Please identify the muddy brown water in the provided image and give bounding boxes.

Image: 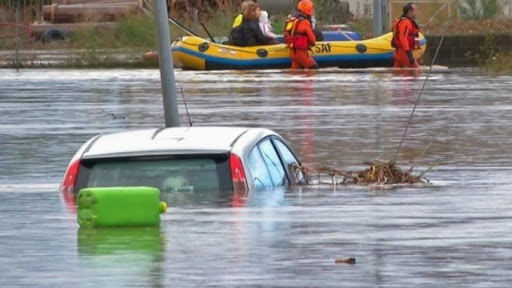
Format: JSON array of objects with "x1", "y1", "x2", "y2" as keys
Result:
[{"x1": 1, "y1": 68, "x2": 512, "y2": 287}]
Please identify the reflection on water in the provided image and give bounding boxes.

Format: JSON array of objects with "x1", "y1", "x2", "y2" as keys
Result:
[
  {"x1": 1, "y1": 68, "x2": 512, "y2": 287},
  {"x1": 78, "y1": 227, "x2": 164, "y2": 255},
  {"x1": 77, "y1": 227, "x2": 165, "y2": 288}
]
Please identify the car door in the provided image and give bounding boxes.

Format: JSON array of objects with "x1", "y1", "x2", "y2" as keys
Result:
[
  {"x1": 247, "y1": 138, "x2": 288, "y2": 191},
  {"x1": 258, "y1": 139, "x2": 288, "y2": 187},
  {"x1": 271, "y1": 138, "x2": 304, "y2": 184},
  {"x1": 247, "y1": 144, "x2": 274, "y2": 191}
]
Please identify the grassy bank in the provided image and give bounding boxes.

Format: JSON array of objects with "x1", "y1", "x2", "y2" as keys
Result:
[
  {"x1": 71, "y1": 14, "x2": 157, "y2": 50},
  {"x1": 59, "y1": 11, "x2": 242, "y2": 49},
  {"x1": 347, "y1": 18, "x2": 373, "y2": 38},
  {"x1": 3, "y1": 2, "x2": 512, "y2": 70},
  {"x1": 481, "y1": 52, "x2": 512, "y2": 74},
  {"x1": 463, "y1": 34, "x2": 512, "y2": 74}
]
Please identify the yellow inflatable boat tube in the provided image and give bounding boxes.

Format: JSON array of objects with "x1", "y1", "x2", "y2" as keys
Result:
[{"x1": 170, "y1": 32, "x2": 427, "y2": 70}]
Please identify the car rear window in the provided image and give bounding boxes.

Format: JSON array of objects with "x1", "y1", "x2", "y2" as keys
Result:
[{"x1": 75, "y1": 155, "x2": 232, "y2": 205}]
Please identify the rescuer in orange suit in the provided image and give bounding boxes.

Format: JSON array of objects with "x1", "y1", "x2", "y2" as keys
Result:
[
  {"x1": 392, "y1": 3, "x2": 420, "y2": 68},
  {"x1": 284, "y1": 0, "x2": 319, "y2": 69}
]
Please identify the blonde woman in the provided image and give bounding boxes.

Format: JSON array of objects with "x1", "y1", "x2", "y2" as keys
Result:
[
  {"x1": 230, "y1": 2, "x2": 272, "y2": 46},
  {"x1": 230, "y1": 0, "x2": 255, "y2": 46}
]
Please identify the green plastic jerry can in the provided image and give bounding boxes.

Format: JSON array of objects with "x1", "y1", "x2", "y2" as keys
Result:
[{"x1": 77, "y1": 187, "x2": 167, "y2": 228}]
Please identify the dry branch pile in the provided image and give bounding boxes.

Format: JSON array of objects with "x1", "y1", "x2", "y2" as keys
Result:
[{"x1": 290, "y1": 161, "x2": 429, "y2": 186}]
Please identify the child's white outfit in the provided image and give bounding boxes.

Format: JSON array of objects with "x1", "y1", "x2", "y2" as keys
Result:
[{"x1": 258, "y1": 11, "x2": 278, "y2": 39}]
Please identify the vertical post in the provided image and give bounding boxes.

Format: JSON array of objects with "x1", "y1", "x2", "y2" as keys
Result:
[
  {"x1": 375, "y1": 93, "x2": 383, "y2": 158},
  {"x1": 447, "y1": 0, "x2": 451, "y2": 24},
  {"x1": 509, "y1": 0, "x2": 511, "y2": 18},
  {"x1": 15, "y1": 2, "x2": 20, "y2": 71},
  {"x1": 153, "y1": 0, "x2": 180, "y2": 127},
  {"x1": 381, "y1": 0, "x2": 389, "y2": 32},
  {"x1": 192, "y1": 8, "x2": 199, "y2": 34},
  {"x1": 373, "y1": 0, "x2": 382, "y2": 37}
]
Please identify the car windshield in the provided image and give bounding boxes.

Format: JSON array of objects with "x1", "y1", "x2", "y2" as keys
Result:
[{"x1": 76, "y1": 155, "x2": 232, "y2": 206}]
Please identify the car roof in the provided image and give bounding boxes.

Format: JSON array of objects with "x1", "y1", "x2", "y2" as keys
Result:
[{"x1": 81, "y1": 126, "x2": 272, "y2": 159}]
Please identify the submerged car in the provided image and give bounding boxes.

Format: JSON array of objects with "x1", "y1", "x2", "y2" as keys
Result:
[{"x1": 60, "y1": 126, "x2": 302, "y2": 209}]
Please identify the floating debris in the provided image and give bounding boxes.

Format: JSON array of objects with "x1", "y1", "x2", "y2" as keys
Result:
[
  {"x1": 335, "y1": 257, "x2": 356, "y2": 264},
  {"x1": 290, "y1": 160, "x2": 429, "y2": 186},
  {"x1": 351, "y1": 161, "x2": 427, "y2": 185}
]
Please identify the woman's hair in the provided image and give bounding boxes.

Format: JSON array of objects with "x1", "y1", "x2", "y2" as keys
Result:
[
  {"x1": 240, "y1": 0, "x2": 253, "y2": 12},
  {"x1": 243, "y1": 2, "x2": 260, "y2": 20},
  {"x1": 402, "y1": 3, "x2": 415, "y2": 16}
]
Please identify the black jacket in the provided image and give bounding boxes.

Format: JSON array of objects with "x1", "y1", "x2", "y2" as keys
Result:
[
  {"x1": 230, "y1": 17, "x2": 270, "y2": 46},
  {"x1": 229, "y1": 14, "x2": 245, "y2": 46},
  {"x1": 243, "y1": 18, "x2": 270, "y2": 46}
]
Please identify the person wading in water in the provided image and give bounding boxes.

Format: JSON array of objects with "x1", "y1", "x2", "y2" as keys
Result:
[
  {"x1": 391, "y1": 3, "x2": 420, "y2": 68},
  {"x1": 283, "y1": 0, "x2": 318, "y2": 69}
]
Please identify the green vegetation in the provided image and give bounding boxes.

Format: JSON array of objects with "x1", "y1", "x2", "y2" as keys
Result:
[
  {"x1": 482, "y1": 52, "x2": 512, "y2": 74},
  {"x1": 458, "y1": 0, "x2": 502, "y2": 20},
  {"x1": 480, "y1": 36, "x2": 512, "y2": 74},
  {"x1": 423, "y1": 19, "x2": 512, "y2": 35},
  {"x1": 69, "y1": 11, "x2": 238, "y2": 50},
  {"x1": 348, "y1": 18, "x2": 373, "y2": 38},
  {"x1": 3, "y1": 0, "x2": 512, "y2": 70},
  {"x1": 71, "y1": 14, "x2": 156, "y2": 49},
  {"x1": 195, "y1": 9, "x2": 237, "y2": 37},
  {"x1": 271, "y1": 18, "x2": 285, "y2": 35},
  {"x1": 313, "y1": 0, "x2": 351, "y2": 24},
  {"x1": 118, "y1": 14, "x2": 157, "y2": 46},
  {"x1": 466, "y1": 35, "x2": 512, "y2": 74}
]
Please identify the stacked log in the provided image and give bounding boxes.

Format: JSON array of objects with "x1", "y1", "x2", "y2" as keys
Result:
[
  {"x1": 51, "y1": 0, "x2": 135, "y2": 4},
  {"x1": 42, "y1": 0, "x2": 142, "y2": 23},
  {"x1": 30, "y1": 0, "x2": 144, "y2": 38}
]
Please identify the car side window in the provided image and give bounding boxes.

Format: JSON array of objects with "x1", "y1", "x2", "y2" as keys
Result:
[
  {"x1": 273, "y1": 139, "x2": 299, "y2": 168},
  {"x1": 247, "y1": 147, "x2": 273, "y2": 191},
  {"x1": 258, "y1": 139, "x2": 288, "y2": 187},
  {"x1": 273, "y1": 139, "x2": 303, "y2": 183}
]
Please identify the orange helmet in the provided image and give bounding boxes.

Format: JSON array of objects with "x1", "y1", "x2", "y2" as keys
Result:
[{"x1": 297, "y1": 0, "x2": 314, "y2": 16}]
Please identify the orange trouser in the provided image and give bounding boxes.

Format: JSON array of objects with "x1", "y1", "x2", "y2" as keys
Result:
[
  {"x1": 290, "y1": 49, "x2": 318, "y2": 69},
  {"x1": 393, "y1": 49, "x2": 419, "y2": 68}
]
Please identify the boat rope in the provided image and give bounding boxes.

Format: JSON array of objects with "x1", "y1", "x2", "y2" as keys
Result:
[
  {"x1": 393, "y1": 25, "x2": 448, "y2": 162},
  {"x1": 167, "y1": 16, "x2": 199, "y2": 37},
  {"x1": 200, "y1": 22, "x2": 217, "y2": 43},
  {"x1": 337, "y1": 29, "x2": 354, "y2": 41},
  {"x1": 180, "y1": 88, "x2": 193, "y2": 126}
]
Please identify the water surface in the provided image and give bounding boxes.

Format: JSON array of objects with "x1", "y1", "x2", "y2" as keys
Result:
[{"x1": 1, "y1": 68, "x2": 512, "y2": 287}]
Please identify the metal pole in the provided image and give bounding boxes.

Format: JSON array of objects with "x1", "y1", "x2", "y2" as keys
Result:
[
  {"x1": 192, "y1": 8, "x2": 198, "y2": 34},
  {"x1": 373, "y1": 0, "x2": 382, "y2": 37},
  {"x1": 381, "y1": 0, "x2": 389, "y2": 32},
  {"x1": 15, "y1": 2, "x2": 20, "y2": 71},
  {"x1": 447, "y1": 0, "x2": 451, "y2": 24},
  {"x1": 153, "y1": 0, "x2": 180, "y2": 127}
]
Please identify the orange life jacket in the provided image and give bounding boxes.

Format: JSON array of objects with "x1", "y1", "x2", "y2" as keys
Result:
[
  {"x1": 391, "y1": 17, "x2": 419, "y2": 50},
  {"x1": 283, "y1": 16, "x2": 310, "y2": 49}
]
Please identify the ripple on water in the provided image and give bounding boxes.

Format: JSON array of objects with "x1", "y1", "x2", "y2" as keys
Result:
[{"x1": 1, "y1": 68, "x2": 512, "y2": 287}]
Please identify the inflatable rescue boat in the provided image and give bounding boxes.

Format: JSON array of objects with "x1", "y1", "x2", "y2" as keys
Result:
[{"x1": 170, "y1": 32, "x2": 427, "y2": 70}]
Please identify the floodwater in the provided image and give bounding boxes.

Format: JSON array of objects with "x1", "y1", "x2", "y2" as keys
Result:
[{"x1": 1, "y1": 68, "x2": 512, "y2": 287}]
